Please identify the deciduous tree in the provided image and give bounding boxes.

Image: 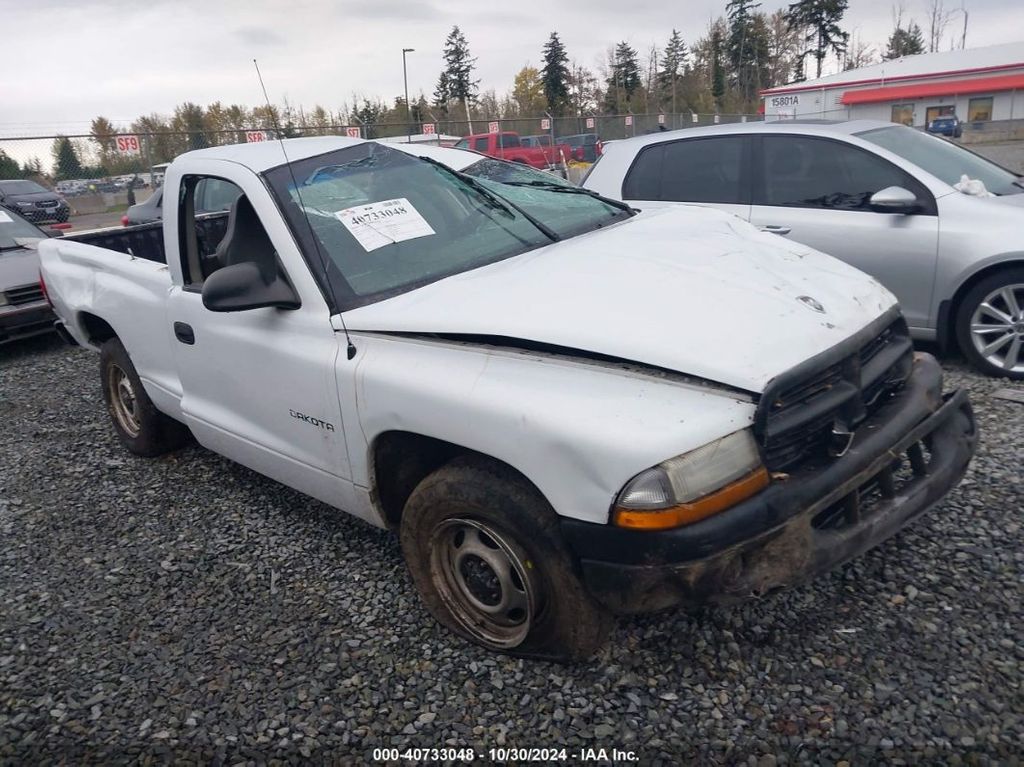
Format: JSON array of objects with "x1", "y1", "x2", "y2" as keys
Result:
[{"x1": 512, "y1": 66, "x2": 546, "y2": 116}]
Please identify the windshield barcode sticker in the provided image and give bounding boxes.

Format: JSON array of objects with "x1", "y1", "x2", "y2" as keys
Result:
[{"x1": 334, "y1": 198, "x2": 435, "y2": 252}]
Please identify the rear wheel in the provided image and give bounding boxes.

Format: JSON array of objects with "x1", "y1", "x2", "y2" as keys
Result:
[
  {"x1": 100, "y1": 338, "x2": 190, "y2": 456},
  {"x1": 399, "y1": 456, "x2": 612, "y2": 661},
  {"x1": 955, "y1": 267, "x2": 1024, "y2": 379}
]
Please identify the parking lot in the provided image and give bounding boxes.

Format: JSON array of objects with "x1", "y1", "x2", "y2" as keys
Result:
[{"x1": 0, "y1": 333, "x2": 1020, "y2": 762}]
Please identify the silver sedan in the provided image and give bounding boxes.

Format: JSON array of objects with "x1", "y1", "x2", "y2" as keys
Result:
[{"x1": 584, "y1": 119, "x2": 1024, "y2": 378}]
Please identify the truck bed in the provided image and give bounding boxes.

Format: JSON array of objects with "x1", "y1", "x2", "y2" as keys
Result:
[{"x1": 67, "y1": 213, "x2": 230, "y2": 265}]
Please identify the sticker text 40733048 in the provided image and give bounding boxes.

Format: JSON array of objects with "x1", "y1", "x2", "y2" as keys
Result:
[{"x1": 334, "y1": 198, "x2": 436, "y2": 252}]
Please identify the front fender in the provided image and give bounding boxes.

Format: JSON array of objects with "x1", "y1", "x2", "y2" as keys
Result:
[{"x1": 345, "y1": 334, "x2": 756, "y2": 525}]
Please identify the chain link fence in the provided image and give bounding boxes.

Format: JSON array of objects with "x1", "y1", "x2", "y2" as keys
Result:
[{"x1": 0, "y1": 112, "x2": 760, "y2": 226}]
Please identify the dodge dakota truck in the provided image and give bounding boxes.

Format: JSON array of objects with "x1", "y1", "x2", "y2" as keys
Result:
[{"x1": 39, "y1": 137, "x2": 977, "y2": 660}]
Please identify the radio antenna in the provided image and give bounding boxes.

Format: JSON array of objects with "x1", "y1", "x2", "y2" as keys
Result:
[{"x1": 253, "y1": 59, "x2": 357, "y2": 360}]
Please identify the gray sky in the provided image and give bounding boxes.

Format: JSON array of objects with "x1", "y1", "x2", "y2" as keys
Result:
[{"x1": 3, "y1": 0, "x2": 1022, "y2": 134}]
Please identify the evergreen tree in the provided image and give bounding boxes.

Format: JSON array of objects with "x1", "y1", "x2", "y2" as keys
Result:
[
  {"x1": 711, "y1": 28, "x2": 726, "y2": 106},
  {"x1": 884, "y1": 22, "x2": 926, "y2": 60},
  {"x1": 441, "y1": 26, "x2": 479, "y2": 115},
  {"x1": 785, "y1": 0, "x2": 849, "y2": 78},
  {"x1": 353, "y1": 100, "x2": 383, "y2": 139},
  {"x1": 541, "y1": 32, "x2": 571, "y2": 114},
  {"x1": 604, "y1": 42, "x2": 641, "y2": 112},
  {"x1": 658, "y1": 30, "x2": 688, "y2": 109},
  {"x1": 727, "y1": 1, "x2": 771, "y2": 103},
  {"x1": 433, "y1": 71, "x2": 450, "y2": 112},
  {"x1": 51, "y1": 136, "x2": 84, "y2": 180},
  {"x1": 0, "y1": 150, "x2": 22, "y2": 180}
]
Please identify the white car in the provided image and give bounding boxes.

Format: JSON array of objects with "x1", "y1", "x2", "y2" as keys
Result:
[
  {"x1": 583, "y1": 120, "x2": 1024, "y2": 378},
  {"x1": 39, "y1": 138, "x2": 976, "y2": 659}
]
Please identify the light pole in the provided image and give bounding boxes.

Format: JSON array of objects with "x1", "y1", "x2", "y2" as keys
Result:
[{"x1": 402, "y1": 48, "x2": 415, "y2": 139}]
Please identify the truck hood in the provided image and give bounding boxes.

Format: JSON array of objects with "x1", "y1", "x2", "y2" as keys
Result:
[
  {"x1": 0, "y1": 245, "x2": 42, "y2": 289},
  {"x1": 343, "y1": 206, "x2": 897, "y2": 393}
]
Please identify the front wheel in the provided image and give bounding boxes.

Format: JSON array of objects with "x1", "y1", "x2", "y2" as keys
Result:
[
  {"x1": 399, "y1": 456, "x2": 612, "y2": 661},
  {"x1": 100, "y1": 338, "x2": 191, "y2": 456},
  {"x1": 955, "y1": 268, "x2": 1024, "y2": 379}
]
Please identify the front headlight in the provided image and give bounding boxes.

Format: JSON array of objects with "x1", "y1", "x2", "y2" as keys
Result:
[
  {"x1": 613, "y1": 430, "x2": 769, "y2": 530},
  {"x1": 16, "y1": 201, "x2": 34, "y2": 207},
  {"x1": 0, "y1": 293, "x2": 8, "y2": 307}
]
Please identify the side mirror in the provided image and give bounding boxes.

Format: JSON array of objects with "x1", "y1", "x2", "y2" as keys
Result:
[
  {"x1": 869, "y1": 185, "x2": 921, "y2": 214},
  {"x1": 201, "y1": 261, "x2": 301, "y2": 312}
]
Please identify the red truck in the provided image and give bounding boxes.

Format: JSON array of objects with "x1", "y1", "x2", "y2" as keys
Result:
[{"x1": 453, "y1": 131, "x2": 568, "y2": 169}]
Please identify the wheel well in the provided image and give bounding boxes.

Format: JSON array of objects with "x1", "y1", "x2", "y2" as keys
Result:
[
  {"x1": 78, "y1": 312, "x2": 117, "y2": 346},
  {"x1": 370, "y1": 432, "x2": 551, "y2": 530},
  {"x1": 372, "y1": 433, "x2": 467, "y2": 529},
  {"x1": 944, "y1": 260, "x2": 1024, "y2": 352}
]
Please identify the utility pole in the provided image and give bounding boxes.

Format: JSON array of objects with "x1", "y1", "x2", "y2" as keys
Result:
[{"x1": 402, "y1": 48, "x2": 415, "y2": 140}]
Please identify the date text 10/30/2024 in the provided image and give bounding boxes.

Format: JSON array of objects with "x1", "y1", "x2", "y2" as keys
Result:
[{"x1": 372, "y1": 747, "x2": 640, "y2": 762}]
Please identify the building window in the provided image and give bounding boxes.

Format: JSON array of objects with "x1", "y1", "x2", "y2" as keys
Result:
[
  {"x1": 891, "y1": 104, "x2": 914, "y2": 125},
  {"x1": 967, "y1": 96, "x2": 993, "y2": 122}
]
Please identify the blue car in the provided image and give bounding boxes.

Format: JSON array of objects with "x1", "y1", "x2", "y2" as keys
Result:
[{"x1": 927, "y1": 115, "x2": 963, "y2": 138}]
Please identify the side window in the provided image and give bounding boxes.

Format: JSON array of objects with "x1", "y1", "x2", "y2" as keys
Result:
[
  {"x1": 622, "y1": 137, "x2": 746, "y2": 204},
  {"x1": 472, "y1": 137, "x2": 490, "y2": 152},
  {"x1": 177, "y1": 175, "x2": 245, "y2": 288},
  {"x1": 454, "y1": 138, "x2": 470, "y2": 150},
  {"x1": 622, "y1": 145, "x2": 664, "y2": 200},
  {"x1": 758, "y1": 136, "x2": 926, "y2": 212},
  {"x1": 196, "y1": 177, "x2": 243, "y2": 213}
]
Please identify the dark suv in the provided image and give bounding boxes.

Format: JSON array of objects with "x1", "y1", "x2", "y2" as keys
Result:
[
  {"x1": 0, "y1": 206, "x2": 57, "y2": 343},
  {"x1": 0, "y1": 180, "x2": 70, "y2": 224}
]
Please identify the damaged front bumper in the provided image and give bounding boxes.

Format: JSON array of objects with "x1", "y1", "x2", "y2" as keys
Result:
[{"x1": 561, "y1": 353, "x2": 977, "y2": 615}]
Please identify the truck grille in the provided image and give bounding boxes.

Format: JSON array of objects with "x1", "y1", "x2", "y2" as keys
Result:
[
  {"x1": 4, "y1": 284, "x2": 45, "y2": 306},
  {"x1": 755, "y1": 316, "x2": 914, "y2": 472}
]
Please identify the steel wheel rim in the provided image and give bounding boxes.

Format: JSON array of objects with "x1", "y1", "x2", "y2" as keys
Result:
[
  {"x1": 970, "y1": 283, "x2": 1024, "y2": 373},
  {"x1": 107, "y1": 364, "x2": 141, "y2": 438},
  {"x1": 428, "y1": 518, "x2": 536, "y2": 649}
]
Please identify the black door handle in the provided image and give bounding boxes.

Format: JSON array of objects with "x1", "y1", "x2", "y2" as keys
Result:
[{"x1": 174, "y1": 322, "x2": 195, "y2": 345}]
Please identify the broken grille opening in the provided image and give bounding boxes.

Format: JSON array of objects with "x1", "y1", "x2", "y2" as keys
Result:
[
  {"x1": 4, "y1": 284, "x2": 45, "y2": 306},
  {"x1": 812, "y1": 437, "x2": 934, "y2": 531},
  {"x1": 760, "y1": 318, "x2": 914, "y2": 472}
]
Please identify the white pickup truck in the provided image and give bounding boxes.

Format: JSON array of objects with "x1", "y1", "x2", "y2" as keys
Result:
[{"x1": 39, "y1": 137, "x2": 977, "y2": 660}]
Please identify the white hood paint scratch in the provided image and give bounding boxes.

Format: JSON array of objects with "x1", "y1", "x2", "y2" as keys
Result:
[{"x1": 343, "y1": 206, "x2": 898, "y2": 393}]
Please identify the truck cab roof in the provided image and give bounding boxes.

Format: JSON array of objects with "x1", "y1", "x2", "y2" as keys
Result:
[{"x1": 179, "y1": 136, "x2": 368, "y2": 173}]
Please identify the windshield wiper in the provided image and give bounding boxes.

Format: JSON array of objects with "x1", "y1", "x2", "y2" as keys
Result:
[
  {"x1": 500, "y1": 180, "x2": 635, "y2": 214},
  {"x1": 418, "y1": 155, "x2": 560, "y2": 242}
]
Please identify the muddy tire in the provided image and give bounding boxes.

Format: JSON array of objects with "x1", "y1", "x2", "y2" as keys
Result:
[
  {"x1": 100, "y1": 338, "x2": 190, "y2": 457},
  {"x1": 955, "y1": 267, "x2": 1024, "y2": 379},
  {"x1": 400, "y1": 455, "x2": 612, "y2": 662}
]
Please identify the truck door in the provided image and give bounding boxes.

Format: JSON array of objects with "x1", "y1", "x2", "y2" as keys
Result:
[{"x1": 166, "y1": 173, "x2": 357, "y2": 512}]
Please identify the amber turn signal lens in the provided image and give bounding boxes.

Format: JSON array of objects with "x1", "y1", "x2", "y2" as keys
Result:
[{"x1": 613, "y1": 467, "x2": 770, "y2": 531}]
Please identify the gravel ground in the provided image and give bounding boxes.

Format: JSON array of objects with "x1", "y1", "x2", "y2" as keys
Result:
[{"x1": 1, "y1": 336, "x2": 1021, "y2": 764}]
